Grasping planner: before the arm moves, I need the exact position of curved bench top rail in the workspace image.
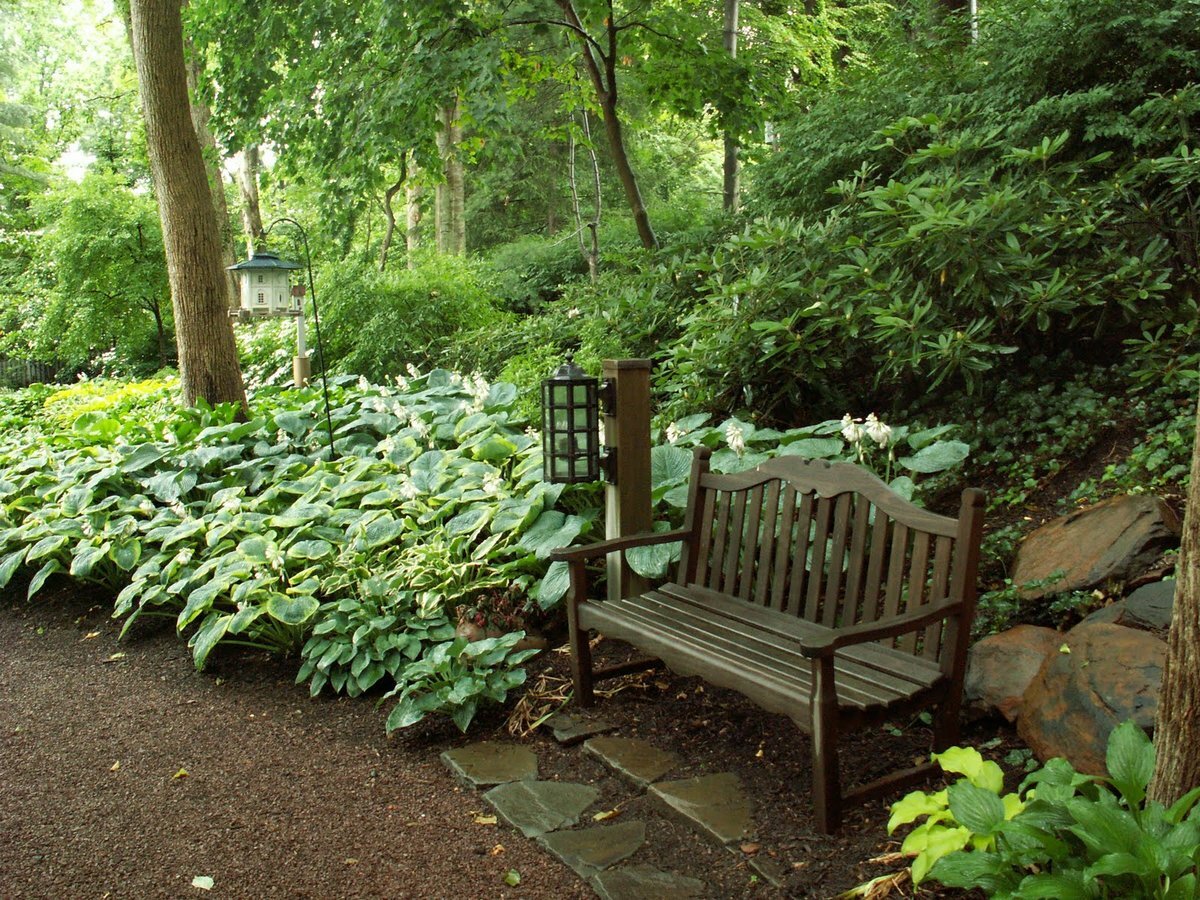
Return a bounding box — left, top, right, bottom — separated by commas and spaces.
698, 456, 959, 538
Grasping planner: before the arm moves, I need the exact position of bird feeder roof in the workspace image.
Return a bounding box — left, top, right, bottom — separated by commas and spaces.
227, 251, 302, 272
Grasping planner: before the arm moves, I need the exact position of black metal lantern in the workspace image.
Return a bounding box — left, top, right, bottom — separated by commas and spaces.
541, 355, 603, 483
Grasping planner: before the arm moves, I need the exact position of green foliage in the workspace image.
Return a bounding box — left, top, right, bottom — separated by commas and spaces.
318, 256, 503, 383
900, 722, 1200, 899
0, 370, 594, 732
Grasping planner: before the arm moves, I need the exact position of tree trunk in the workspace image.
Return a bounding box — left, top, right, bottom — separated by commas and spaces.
1151, 389, 1200, 805
237, 144, 265, 256
380, 176, 403, 271
129, 0, 247, 411
449, 103, 466, 255
182, 22, 238, 308
557, 0, 657, 251
435, 110, 451, 254
722, 0, 740, 213
406, 176, 422, 268
435, 101, 465, 255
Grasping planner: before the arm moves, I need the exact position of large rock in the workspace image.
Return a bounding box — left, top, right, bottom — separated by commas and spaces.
1012, 496, 1179, 600
964, 625, 1060, 722
1081, 579, 1176, 635
1017, 623, 1165, 775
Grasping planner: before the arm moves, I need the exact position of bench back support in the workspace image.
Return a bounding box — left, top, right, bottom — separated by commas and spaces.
677, 447, 985, 673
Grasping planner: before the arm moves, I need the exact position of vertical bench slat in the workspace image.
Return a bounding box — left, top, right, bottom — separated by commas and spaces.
804, 496, 834, 621
693, 487, 717, 588
822, 493, 854, 627
770, 487, 798, 611
861, 508, 890, 624
899, 530, 931, 654
924, 535, 954, 661
754, 481, 782, 607
707, 491, 732, 591
881, 523, 910, 642
738, 486, 766, 600
843, 496, 872, 625
785, 492, 815, 615
721, 489, 749, 595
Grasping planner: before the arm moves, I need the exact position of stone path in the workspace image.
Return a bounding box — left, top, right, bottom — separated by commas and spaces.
441, 715, 787, 898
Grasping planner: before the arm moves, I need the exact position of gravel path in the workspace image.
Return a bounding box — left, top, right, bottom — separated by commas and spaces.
0, 583, 589, 899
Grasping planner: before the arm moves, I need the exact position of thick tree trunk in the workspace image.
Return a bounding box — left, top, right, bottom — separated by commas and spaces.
557, 0, 657, 251
129, 0, 247, 411
448, 104, 466, 255
1151, 390, 1200, 805
406, 178, 422, 267
182, 27, 238, 308
722, 0, 740, 213
237, 144, 265, 255
434, 102, 465, 255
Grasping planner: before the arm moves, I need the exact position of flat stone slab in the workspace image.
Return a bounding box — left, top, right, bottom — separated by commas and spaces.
538, 820, 647, 879
545, 713, 618, 746
584, 736, 678, 788
748, 854, 789, 888
440, 742, 537, 788
590, 865, 706, 899
483, 780, 600, 838
650, 772, 754, 846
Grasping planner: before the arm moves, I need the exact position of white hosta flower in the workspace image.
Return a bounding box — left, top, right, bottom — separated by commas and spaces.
864, 412, 893, 448
399, 480, 419, 501
566, 307, 581, 319
840, 414, 865, 445
665, 422, 683, 445
482, 472, 504, 495
394, 374, 409, 391
725, 422, 747, 455
357, 375, 370, 392
377, 436, 396, 456
406, 363, 421, 378
409, 416, 429, 437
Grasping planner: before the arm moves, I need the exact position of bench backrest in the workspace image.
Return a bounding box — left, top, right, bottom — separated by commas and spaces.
676, 447, 985, 672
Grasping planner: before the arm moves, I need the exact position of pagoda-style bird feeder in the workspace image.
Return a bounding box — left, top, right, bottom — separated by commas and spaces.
227, 251, 302, 319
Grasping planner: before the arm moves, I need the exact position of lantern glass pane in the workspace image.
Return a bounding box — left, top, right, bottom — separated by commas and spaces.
553, 385, 569, 406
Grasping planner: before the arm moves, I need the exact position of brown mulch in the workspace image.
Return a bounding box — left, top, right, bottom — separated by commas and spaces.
1, 579, 1021, 899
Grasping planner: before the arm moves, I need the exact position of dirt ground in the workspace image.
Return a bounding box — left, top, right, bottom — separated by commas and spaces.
2, 579, 1014, 898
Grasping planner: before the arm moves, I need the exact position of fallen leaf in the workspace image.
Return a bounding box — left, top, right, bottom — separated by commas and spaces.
84, 632, 100, 640
592, 809, 621, 821
502, 869, 521, 887
103, 652, 126, 663
654, 681, 670, 690
490, 843, 505, 856
1059, 643, 1071, 654
191, 876, 214, 891
173, 768, 189, 779
215, 678, 225, 686
740, 842, 761, 855
473, 814, 498, 826
110, 761, 120, 772
344, 858, 358, 866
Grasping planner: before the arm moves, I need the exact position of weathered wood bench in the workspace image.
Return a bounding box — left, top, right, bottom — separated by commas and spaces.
549, 446, 985, 833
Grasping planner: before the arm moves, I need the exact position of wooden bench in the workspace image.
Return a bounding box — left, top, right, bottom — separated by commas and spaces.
549, 446, 985, 833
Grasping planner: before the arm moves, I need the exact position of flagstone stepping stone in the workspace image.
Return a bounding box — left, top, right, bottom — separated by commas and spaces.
483, 780, 600, 838
649, 772, 755, 846
545, 713, 618, 746
590, 864, 706, 899
440, 742, 538, 787
537, 820, 647, 879
584, 736, 678, 788
748, 853, 788, 888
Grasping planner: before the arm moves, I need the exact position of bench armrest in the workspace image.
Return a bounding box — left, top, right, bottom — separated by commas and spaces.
549, 527, 691, 563
799, 600, 966, 659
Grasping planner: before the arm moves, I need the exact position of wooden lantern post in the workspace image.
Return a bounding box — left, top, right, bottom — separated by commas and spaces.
602, 358, 653, 602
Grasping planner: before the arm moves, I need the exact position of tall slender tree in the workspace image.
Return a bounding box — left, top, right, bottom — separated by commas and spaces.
128, 0, 247, 409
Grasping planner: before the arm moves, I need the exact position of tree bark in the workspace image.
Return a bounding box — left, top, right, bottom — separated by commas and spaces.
557, 0, 657, 251
722, 0, 740, 213
406, 176, 422, 267
1151, 389, 1200, 805
380, 176, 404, 271
237, 144, 265, 256
129, 0, 247, 411
182, 22, 238, 308
434, 101, 466, 255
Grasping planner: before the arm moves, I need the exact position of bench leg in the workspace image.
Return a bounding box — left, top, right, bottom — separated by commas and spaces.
565, 561, 595, 707
811, 658, 842, 834
932, 694, 963, 752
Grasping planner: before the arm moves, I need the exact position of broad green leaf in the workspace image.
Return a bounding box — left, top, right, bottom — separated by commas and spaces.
1104, 720, 1154, 807
518, 511, 587, 559
469, 435, 518, 463
898, 440, 970, 474
0, 548, 28, 590
70, 543, 109, 579
778, 438, 843, 459
447, 506, 492, 535
947, 780, 1007, 836
190, 613, 232, 670
535, 560, 570, 609
888, 789, 949, 833
287, 539, 334, 561
362, 515, 405, 549
650, 445, 692, 496
27, 559, 62, 600
492, 497, 537, 533
929, 850, 1023, 893
1013, 870, 1094, 898
265, 593, 320, 626
27, 534, 69, 562
111, 540, 142, 571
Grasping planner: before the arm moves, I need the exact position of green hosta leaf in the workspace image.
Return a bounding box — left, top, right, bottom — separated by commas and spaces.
898, 440, 970, 474
111, 540, 142, 571
161, 519, 205, 550
287, 539, 334, 561
888, 789, 949, 833
362, 515, 405, 549
483, 382, 517, 411
492, 497, 538, 533
1066, 794, 1142, 855
929, 849, 1024, 893
265, 593, 320, 626
273, 411, 311, 436
190, 613, 232, 670
1012, 870, 1095, 898
0, 548, 28, 590
386, 695, 426, 731
143, 470, 198, 503
227, 604, 264, 635
450, 699, 479, 732
27, 559, 62, 600
469, 435, 518, 463
934, 747, 1004, 792
909, 824, 971, 885
650, 445, 692, 498
907, 425, 956, 450
447, 506, 492, 535
60, 486, 95, 516
177, 580, 225, 631
119, 443, 168, 473
778, 437, 844, 459
269, 503, 332, 528
1165, 874, 1197, 899
237, 536, 278, 564
70, 543, 109, 579
535, 561, 570, 609
27, 534, 69, 562
1104, 720, 1154, 807
947, 780, 1007, 837
519, 511, 587, 559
